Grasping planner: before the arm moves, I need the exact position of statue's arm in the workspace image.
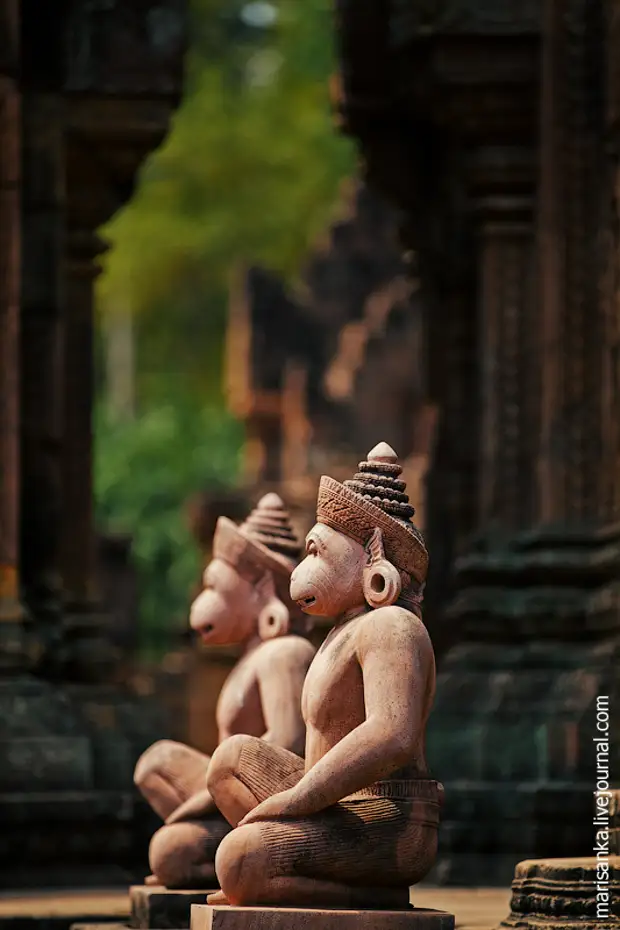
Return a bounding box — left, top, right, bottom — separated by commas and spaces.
254, 611, 431, 818
256, 638, 315, 756
165, 786, 216, 824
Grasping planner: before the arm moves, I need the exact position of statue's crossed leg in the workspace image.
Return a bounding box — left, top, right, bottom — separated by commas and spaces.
136, 740, 231, 888
207, 735, 442, 909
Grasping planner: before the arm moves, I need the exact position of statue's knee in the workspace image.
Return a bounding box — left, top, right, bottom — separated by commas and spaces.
214, 825, 265, 905
149, 824, 183, 887
134, 739, 181, 788
207, 734, 253, 795
149, 822, 205, 888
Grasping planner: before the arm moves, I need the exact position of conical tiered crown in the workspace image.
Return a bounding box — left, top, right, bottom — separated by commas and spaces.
344, 442, 416, 524
213, 494, 302, 586
240, 493, 301, 566
316, 442, 428, 583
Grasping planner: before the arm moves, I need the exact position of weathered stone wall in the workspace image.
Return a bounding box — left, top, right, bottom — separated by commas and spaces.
334, 0, 620, 884
0, 0, 188, 887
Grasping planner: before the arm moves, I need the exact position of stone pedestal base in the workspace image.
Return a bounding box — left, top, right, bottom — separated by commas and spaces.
499, 857, 620, 930
191, 905, 455, 930
131, 887, 215, 930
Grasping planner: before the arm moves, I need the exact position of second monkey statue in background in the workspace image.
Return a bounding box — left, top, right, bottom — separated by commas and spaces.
134, 493, 315, 888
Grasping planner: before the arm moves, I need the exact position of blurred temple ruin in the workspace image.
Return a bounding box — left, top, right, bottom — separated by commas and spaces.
331, 0, 620, 884
225, 183, 440, 638
225, 0, 620, 886
1, 0, 620, 897
0, 0, 187, 886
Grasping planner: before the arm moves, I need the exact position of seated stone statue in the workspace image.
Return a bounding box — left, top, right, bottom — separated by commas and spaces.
134, 494, 315, 888
205, 443, 443, 909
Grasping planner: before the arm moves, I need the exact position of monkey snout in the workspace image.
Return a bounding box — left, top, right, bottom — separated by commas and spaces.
189, 589, 222, 634
289, 576, 317, 610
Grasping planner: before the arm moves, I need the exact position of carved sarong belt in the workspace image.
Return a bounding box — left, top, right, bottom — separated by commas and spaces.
343, 778, 444, 803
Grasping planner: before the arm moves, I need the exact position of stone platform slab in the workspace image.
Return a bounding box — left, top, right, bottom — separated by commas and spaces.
191, 905, 455, 930
130, 887, 215, 930
0, 887, 508, 930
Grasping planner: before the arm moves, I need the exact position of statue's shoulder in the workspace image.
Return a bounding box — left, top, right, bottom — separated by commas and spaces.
359, 605, 431, 650
256, 634, 316, 665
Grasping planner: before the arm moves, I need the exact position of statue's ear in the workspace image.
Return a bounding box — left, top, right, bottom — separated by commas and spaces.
363, 528, 402, 609
255, 570, 291, 640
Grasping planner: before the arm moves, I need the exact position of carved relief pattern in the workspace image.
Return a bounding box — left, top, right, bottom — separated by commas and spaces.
479, 218, 534, 533
561, 0, 607, 522
317, 476, 429, 582
213, 517, 293, 587
389, 0, 540, 44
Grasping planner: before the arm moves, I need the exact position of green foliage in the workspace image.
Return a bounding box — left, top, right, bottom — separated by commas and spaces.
97, 0, 355, 403
95, 402, 243, 656
94, 0, 354, 650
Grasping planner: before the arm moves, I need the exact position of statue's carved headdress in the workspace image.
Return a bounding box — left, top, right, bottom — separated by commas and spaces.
317, 443, 428, 597
213, 493, 308, 637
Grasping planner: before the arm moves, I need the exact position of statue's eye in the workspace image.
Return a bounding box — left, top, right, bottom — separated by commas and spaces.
306, 539, 318, 556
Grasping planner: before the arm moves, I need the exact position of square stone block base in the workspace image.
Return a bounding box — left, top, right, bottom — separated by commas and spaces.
191, 905, 455, 930
131, 887, 215, 929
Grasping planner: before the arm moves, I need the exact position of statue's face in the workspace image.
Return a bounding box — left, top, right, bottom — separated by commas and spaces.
189, 558, 256, 645
290, 523, 366, 618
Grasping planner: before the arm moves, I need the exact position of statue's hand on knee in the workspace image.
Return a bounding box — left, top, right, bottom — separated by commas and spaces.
166, 787, 216, 825
238, 787, 308, 826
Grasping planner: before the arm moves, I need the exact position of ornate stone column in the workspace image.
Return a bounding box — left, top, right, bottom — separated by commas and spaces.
334, 0, 619, 886
429, 0, 620, 884
471, 149, 537, 537
59, 228, 117, 679
0, 0, 27, 667
19, 93, 66, 660
0, 0, 188, 888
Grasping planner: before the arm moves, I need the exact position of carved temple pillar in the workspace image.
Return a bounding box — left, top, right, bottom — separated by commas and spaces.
19, 93, 66, 660
59, 228, 118, 679
431, 0, 620, 884
0, 0, 188, 887
0, 0, 27, 667
472, 149, 537, 538
430, 3, 619, 883
335, 0, 620, 886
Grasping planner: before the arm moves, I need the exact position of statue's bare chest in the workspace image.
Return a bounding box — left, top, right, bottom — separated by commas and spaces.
216, 654, 264, 738
301, 623, 364, 731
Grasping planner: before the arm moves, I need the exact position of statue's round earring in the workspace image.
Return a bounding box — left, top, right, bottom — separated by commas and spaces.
362, 528, 402, 608
255, 571, 291, 639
